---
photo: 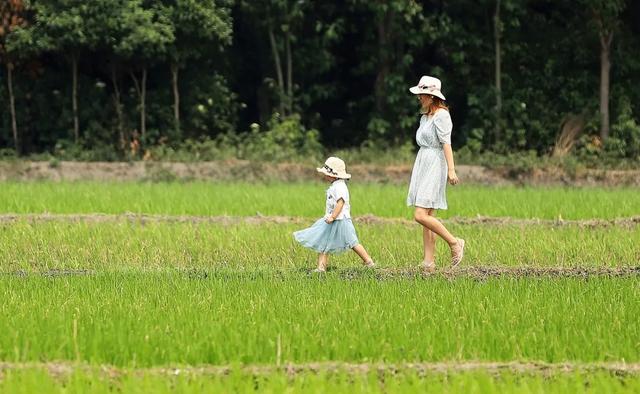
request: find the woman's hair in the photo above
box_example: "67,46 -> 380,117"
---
423,95 -> 449,116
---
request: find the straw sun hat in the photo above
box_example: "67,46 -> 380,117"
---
409,75 -> 446,100
317,157 -> 351,179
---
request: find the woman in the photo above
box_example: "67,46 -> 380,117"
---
407,76 -> 465,272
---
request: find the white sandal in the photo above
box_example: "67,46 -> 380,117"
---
451,238 -> 466,267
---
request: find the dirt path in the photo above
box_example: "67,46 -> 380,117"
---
366,266 -> 640,279
1,361 -> 639,379
2,213 -> 640,228
3,266 -> 638,279
2,160 -> 640,186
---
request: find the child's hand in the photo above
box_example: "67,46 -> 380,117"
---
325,216 -> 335,224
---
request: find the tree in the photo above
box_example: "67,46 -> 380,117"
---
584,0 -> 626,141
240,0 -> 306,118
0,0 -> 28,153
115,0 -> 173,140
27,0 -> 111,143
494,0 -> 502,141
161,0 -> 232,136
264,0 -> 303,117
351,0 -> 427,141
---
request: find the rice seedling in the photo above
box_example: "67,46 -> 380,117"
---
1,180 -> 637,392
0,274 -> 637,366
1,181 -> 639,219
0,220 -> 637,272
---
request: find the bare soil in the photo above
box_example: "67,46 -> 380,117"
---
363,266 -> 640,280
1,361 -> 639,380
3,266 -> 637,280
2,160 -> 640,186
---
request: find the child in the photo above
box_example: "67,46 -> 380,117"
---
294,157 -> 375,272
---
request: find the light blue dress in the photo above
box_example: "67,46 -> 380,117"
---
293,180 -> 360,254
407,109 -> 453,210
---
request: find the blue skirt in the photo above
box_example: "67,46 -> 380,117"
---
293,218 -> 360,254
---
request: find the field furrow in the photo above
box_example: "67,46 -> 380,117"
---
2,213 -> 640,228
2,360 -> 640,377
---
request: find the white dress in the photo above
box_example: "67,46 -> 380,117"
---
406,109 -> 453,209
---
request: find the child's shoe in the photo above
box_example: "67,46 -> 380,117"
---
420,261 -> 436,273
363,260 -> 375,268
312,267 -> 326,273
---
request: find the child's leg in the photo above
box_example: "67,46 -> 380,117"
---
352,244 -> 373,265
317,253 -> 329,271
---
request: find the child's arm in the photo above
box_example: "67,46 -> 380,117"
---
325,198 -> 345,223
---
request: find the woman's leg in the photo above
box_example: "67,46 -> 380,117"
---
352,244 -> 373,265
423,209 -> 437,263
414,207 -> 458,246
415,207 -> 465,266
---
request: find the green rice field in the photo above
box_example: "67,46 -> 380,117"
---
0,181 -> 638,393
1,221 -> 639,271
1,181 -> 639,219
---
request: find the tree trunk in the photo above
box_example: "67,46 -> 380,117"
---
494,0 -> 502,142
7,62 -> 19,153
129,68 -> 146,139
285,29 -> 293,115
140,67 -> 147,138
268,23 -> 286,116
374,6 -> 393,115
111,65 -> 125,151
171,62 -> 180,135
71,54 -> 79,143
599,31 -> 612,141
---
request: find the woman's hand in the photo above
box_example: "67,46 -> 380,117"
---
325,216 -> 335,224
448,168 -> 459,185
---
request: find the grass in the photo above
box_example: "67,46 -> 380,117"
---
0,220 -> 638,272
2,368 -> 640,393
1,273 -> 638,366
1,181 -> 640,219
0,180 -> 638,392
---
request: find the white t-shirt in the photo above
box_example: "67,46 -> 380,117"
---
325,179 -> 351,220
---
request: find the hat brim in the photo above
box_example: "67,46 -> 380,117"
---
316,168 -> 351,179
409,86 -> 446,100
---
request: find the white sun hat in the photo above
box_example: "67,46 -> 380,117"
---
409,75 -> 446,100
317,157 -> 351,179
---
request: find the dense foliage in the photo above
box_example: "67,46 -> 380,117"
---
1,0 -> 639,161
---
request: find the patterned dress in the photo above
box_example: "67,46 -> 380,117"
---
406,109 -> 453,209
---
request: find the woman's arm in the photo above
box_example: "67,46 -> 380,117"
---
325,199 -> 345,223
443,144 -> 459,185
